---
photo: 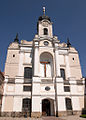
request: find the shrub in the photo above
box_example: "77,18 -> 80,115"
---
80,114 -> 86,118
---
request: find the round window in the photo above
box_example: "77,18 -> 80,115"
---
44,41 -> 49,46
45,86 -> 50,91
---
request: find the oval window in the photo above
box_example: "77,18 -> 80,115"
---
44,41 -> 49,46
45,86 -> 50,91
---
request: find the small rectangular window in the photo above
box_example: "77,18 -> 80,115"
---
23,86 -> 31,91
44,28 -> 48,35
60,69 -> 65,80
64,86 -> 70,92
24,67 -> 32,79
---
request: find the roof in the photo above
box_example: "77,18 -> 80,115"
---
38,15 -> 51,22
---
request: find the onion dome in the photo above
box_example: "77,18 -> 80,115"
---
38,15 -> 51,22
38,7 -> 51,22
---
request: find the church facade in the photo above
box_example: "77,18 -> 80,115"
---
1,10 -> 85,117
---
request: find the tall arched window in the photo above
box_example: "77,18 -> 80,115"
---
60,68 -> 65,80
40,52 -> 53,77
22,98 -> 31,113
44,28 -> 48,35
65,98 -> 72,110
24,67 -> 32,79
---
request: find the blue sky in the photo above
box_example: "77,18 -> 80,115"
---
0,0 -> 86,77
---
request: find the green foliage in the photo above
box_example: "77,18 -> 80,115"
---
80,114 -> 86,118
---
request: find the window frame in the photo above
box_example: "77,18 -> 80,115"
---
65,98 -> 72,110
22,98 -> 31,112
23,86 -> 32,92
24,67 -> 32,79
64,86 -> 70,92
60,68 -> 66,80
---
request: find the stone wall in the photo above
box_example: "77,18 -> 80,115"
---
1,112 -> 31,117
0,110 -> 82,117
58,110 -> 81,117
31,112 -> 42,118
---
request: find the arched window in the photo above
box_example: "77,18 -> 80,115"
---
22,98 -> 31,112
65,98 -> 72,110
44,28 -> 48,35
40,52 -> 53,77
24,67 -> 32,79
60,69 -> 65,80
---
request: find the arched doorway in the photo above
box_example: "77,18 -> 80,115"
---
65,98 -> 73,115
42,99 -> 51,116
65,98 -> 72,110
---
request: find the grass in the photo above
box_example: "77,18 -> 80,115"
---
80,114 -> 86,118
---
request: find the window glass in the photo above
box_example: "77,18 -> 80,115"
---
22,98 -> 31,112
24,67 -> 32,79
23,86 -> 31,91
60,69 -> 65,80
44,28 -> 48,35
64,86 -> 70,92
65,98 -> 72,110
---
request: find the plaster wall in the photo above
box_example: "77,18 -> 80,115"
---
59,55 -> 65,65
38,22 -> 52,37
79,96 -> 84,109
4,96 -> 14,112
13,97 -> 22,112
72,97 -> 81,110
18,52 -> 24,76
24,52 -> 32,64
32,96 -> 41,112
6,84 -> 15,93
5,64 -> 19,78
58,96 -> 66,111
40,84 -> 55,95
57,83 -> 64,95
6,50 -> 19,64
69,53 -> 82,79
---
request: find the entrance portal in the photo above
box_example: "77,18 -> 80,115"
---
42,99 -> 51,116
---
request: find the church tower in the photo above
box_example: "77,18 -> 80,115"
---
37,7 -> 53,38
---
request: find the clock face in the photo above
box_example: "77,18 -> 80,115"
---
44,41 -> 49,46
42,22 -> 48,27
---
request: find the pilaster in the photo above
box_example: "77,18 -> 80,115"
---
1,75 -> 8,112
65,55 -> 71,78
55,77 -> 66,115
33,40 -> 39,77
54,42 -> 60,77
18,52 -> 24,76
69,78 -> 81,111
32,77 -> 41,117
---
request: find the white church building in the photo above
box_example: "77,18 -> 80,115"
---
1,8 -> 85,117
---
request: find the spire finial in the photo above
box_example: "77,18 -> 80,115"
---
43,7 -> 45,15
14,33 -> 19,43
16,33 -> 18,39
67,37 -> 71,47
